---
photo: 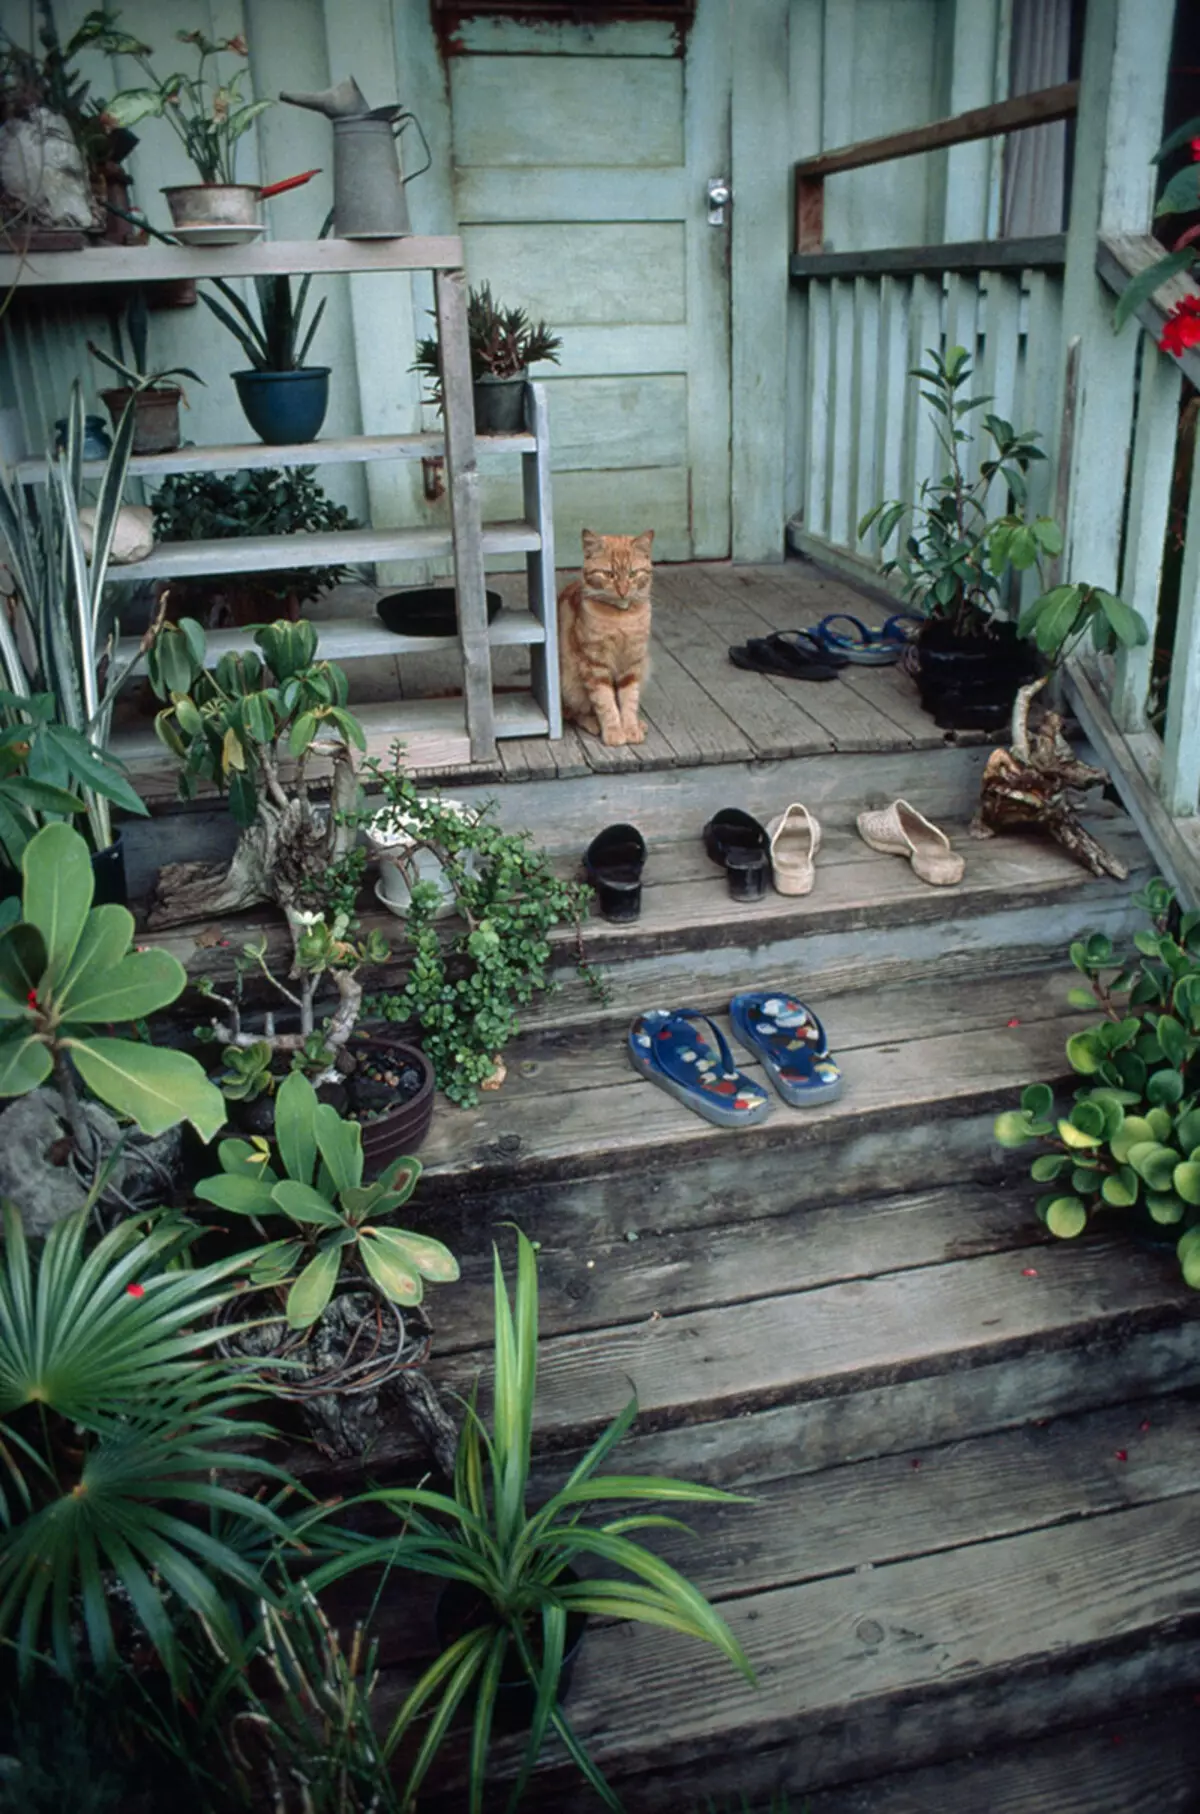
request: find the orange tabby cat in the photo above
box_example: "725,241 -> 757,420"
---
557,529 -> 653,746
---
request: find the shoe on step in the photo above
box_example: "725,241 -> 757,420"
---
628,1008 -> 772,1128
766,802 -> 821,895
703,808 -> 770,902
585,823 -> 646,922
855,799 -> 964,887
729,991 -> 843,1106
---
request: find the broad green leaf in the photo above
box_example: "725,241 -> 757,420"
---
1112,248 -> 1195,325
1066,987 -> 1098,1010
1046,1195 -> 1087,1238
1146,1067 -> 1184,1107
22,823 -> 92,987
65,1037 -> 225,1141
0,922 -> 46,1011
1175,1107 -> 1200,1151
1020,1082 -> 1054,1120
285,1247 -> 340,1328
1030,1153 -> 1071,1182
271,1180 -> 345,1228
361,1224 -> 459,1283
249,1239 -> 304,1284
216,1135 -> 277,1181
994,1109 -> 1036,1147
1070,1099 -> 1107,1140
58,947 -> 186,1025
0,1028 -> 52,1095
1057,1117 -> 1101,1150
1101,1166 -> 1139,1207
274,1070 -> 318,1184
58,904 -> 134,1004
1173,1161 -> 1200,1206
1148,1190 -> 1185,1225
1065,1030 -> 1104,1076
314,1101 -> 363,1197
359,1230 -> 422,1305
375,1154 -> 422,1208
1146,1106 -> 1175,1141
1127,1141 -> 1179,1193
1155,163 -> 1200,217
194,1173 -> 277,1217
1111,1115 -> 1155,1163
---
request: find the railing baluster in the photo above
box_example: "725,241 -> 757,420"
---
827,277 -> 855,546
904,272 -> 942,509
1161,405 -> 1200,816
1021,267 -> 1063,526
804,279 -> 832,540
1113,336 -> 1182,733
875,273 -> 908,511
852,275 -> 880,548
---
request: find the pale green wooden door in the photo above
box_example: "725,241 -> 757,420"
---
447,10 -> 732,562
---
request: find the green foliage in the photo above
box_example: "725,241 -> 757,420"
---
0,382 -> 153,852
150,467 -> 358,609
0,821 -> 224,1142
88,288 -> 203,395
102,25 -> 272,185
1016,580 -> 1146,664
0,688 -> 145,874
410,280 -> 563,403
359,758 -> 600,1105
0,1204 -> 296,1687
194,1070 -> 457,1329
199,216 -> 333,373
0,4 -> 146,173
310,1228 -> 755,1813
147,615 -> 364,824
995,878 -> 1200,1285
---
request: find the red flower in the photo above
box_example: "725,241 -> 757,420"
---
25,989 -> 36,1009
1191,137 -> 1200,162
1114,1449 -> 1127,1462
1159,295 -> 1200,359
126,1282 -> 145,1298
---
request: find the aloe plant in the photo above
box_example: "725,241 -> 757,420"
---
0,382 -> 154,854
0,821 -> 225,1151
310,1228 -> 755,1812
194,1070 -> 458,1329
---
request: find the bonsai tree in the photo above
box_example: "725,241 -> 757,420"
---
194,1071 -> 458,1329
410,280 -> 562,405
0,821 -> 225,1155
145,616 -> 365,937
995,877 -> 1200,1288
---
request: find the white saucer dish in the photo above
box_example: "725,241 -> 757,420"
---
170,223 -> 266,247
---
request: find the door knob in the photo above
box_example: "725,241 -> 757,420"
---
706,177 -> 731,226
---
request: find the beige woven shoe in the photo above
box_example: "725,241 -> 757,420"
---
766,802 -> 821,895
855,799 -> 964,887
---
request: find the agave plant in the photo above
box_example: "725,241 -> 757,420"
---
0,820 -> 225,1152
194,1070 -> 458,1330
0,381 -> 154,854
0,1205 -> 297,1687
310,1228 -> 755,1812
199,222 -> 332,374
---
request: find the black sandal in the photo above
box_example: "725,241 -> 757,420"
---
585,823 -> 647,922
728,631 -> 845,681
703,808 -> 770,902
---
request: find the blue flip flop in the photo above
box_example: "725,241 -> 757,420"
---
628,1009 -> 772,1128
812,613 -> 922,665
729,991 -> 843,1107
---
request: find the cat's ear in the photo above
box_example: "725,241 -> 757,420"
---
581,527 -> 601,555
632,529 -> 655,554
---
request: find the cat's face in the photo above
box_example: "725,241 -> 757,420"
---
580,529 -> 654,611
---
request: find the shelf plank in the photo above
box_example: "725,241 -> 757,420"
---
107,519 -> 541,581
0,236 -> 465,290
116,609 -> 547,665
14,431 -> 537,484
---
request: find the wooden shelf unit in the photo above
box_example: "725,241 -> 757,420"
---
0,236 -> 564,767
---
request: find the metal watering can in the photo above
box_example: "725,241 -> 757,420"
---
280,77 -> 431,239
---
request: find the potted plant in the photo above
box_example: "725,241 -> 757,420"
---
859,346 -> 1055,730
88,289 -> 203,454
102,25 -> 273,234
410,280 -> 562,434
309,1228 -> 755,1813
995,877 -> 1200,1289
0,382 -> 159,903
200,244 -> 332,444
149,466 -> 360,624
355,756 -> 598,1106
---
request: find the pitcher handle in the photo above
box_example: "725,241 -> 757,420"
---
394,110 -> 432,185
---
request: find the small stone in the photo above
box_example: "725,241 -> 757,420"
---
624,1229 -> 639,1242
385,1071 -> 400,1087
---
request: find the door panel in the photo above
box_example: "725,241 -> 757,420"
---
447,11 -> 731,562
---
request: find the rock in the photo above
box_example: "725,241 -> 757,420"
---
0,1088 -> 185,1237
79,504 -> 155,564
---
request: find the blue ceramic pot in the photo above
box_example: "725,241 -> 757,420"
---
233,367 -> 331,445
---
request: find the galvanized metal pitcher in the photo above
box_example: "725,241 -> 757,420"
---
280,77 -> 431,239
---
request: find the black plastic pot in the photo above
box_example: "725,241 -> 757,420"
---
228,1078 -> 347,1137
473,372 -> 528,434
234,367 -> 331,445
91,833 -> 127,907
376,585 -> 504,638
912,619 -> 1038,732
435,1574 -> 587,1728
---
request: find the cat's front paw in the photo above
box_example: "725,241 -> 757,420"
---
600,727 -> 628,747
624,720 -> 647,745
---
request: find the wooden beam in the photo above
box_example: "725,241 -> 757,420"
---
790,234 -> 1066,281
794,80 -> 1079,181
0,235 -> 465,291
1096,232 -> 1200,392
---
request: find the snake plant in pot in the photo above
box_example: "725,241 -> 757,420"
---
199,247 -> 332,444
310,1228 -> 755,1811
0,382 -> 155,902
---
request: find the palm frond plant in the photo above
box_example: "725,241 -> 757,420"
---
0,381 -> 155,856
0,1203 -> 301,1689
310,1228 -> 756,1812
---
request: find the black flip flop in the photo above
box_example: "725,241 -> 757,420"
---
703,808 -> 770,902
728,631 -> 844,681
585,823 -> 646,922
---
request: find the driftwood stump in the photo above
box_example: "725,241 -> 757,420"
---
970,678 -> 1129,881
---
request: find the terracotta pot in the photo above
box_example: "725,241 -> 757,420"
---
99,385 -> 182,454
347,1034 -> 436,1176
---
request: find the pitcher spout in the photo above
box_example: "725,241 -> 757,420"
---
280,77 -> 370,119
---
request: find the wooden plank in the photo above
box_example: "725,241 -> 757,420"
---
436,265 -> 494,763
827,278 -> 856,547
107,520 -> 540,583
12,431 -> 536,485
457,167 -> 688,224
795,173 -> 825,255
459,223 -> 685,328
449,54 -> 682,167
851,276 -> 880,549
1097,234 -> 1200,395
522,383 -> 562,738
794,82 -> 1079,180
117,611 -> 546,667
905,272 -> 942,504
1113,339 -> 1182,731
804,279 -> 833,538
791,235 -> 1067,281
637,643 -> 753,765
0,236 -> 465,291
1160,402 -> 1200,817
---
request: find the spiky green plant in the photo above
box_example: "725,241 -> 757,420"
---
310,1228 -> 756,1812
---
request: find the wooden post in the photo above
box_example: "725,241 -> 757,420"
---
794,175 -> 825,255
523,383 -> 562,740
434,267 -> 495,762
1113,340 -> 1181,733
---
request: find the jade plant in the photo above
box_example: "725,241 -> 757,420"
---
995,878 -> 1200,1286
0,821 -> 224,1154
194,1071 -> 458,1329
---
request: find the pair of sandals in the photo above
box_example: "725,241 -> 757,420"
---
629,995 -> 843,1128
729,614 -> 921,681
704,805 -> 818,901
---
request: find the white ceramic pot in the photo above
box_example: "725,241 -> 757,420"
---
366,797 -> 481,923
162,183 -> 260,228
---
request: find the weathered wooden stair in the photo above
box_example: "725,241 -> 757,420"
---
293,754 -> 1200,1812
